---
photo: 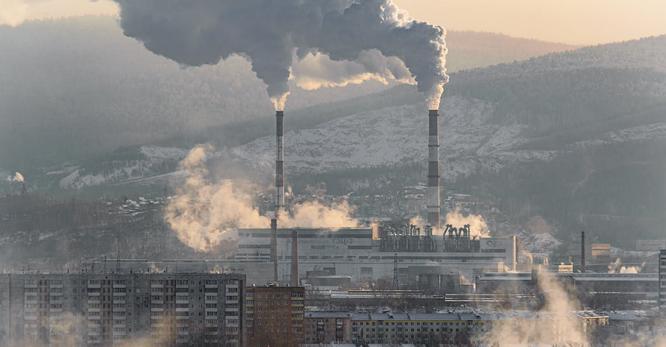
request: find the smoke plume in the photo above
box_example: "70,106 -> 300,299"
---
445,209 -> 490,238
281,200 -> 358,229
113,0 -> 448,110
482,269 -> 589,346
7,172 -> 24,182
165,145 -> 269,252
165,145 -> 358,252
608,258 -> 645,274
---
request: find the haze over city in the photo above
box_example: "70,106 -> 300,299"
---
0,1 -> 665,346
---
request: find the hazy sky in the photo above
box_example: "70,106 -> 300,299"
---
1,0 -> 665,45
394,0 -> 666,45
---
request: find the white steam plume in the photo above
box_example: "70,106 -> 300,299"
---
165,145 -> 269,252
113,0 -> 448,110
608,258 -> 645,274
165,145 -> 358,252
482,269 -> 589,346
409,210 -> 489,237
281,200 -> 358,229
7,172 -> 24,183
292,50 -> 414,90
445,208 -> 490,238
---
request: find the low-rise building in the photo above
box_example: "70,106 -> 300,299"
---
302,310 -> 608,346
303,312 -> 352,345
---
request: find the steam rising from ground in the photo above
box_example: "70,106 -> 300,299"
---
113,0 -> 448,110
483,270 -> 588,346
165,145 -> 358,252
445,209 -> 490,238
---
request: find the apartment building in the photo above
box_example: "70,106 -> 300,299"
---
0,272 -> 244,346
245,285 -> 304,347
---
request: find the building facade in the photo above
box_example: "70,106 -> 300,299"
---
233,228 -> 517,285
0,273 -> 244,346
245,286 -> 304,347
302,311 -> 608,346
659,249 -> 666,316
303,312 -> 352,345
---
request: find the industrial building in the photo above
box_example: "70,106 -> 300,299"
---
245,285 -> 305,347
0,272 -> 244,346
659,249 -> 666,317
232,227 -> 517,286
476,271 -> 660,310
303,310 -> 608,346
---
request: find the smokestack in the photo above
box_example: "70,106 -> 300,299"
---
580,231 -> 586,273
427,110 -> 441,231
276,110 -> 285,211
271,218 -> 278,282
512,235 -> 518,272
290,230 -> 298,286
271,110 -> 285,282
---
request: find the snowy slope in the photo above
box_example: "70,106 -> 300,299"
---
58,146 -> 187,189
230,96 -> 556,179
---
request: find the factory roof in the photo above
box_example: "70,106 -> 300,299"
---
238,228 -> 372,238
305,312 -> 353,319
338,310 -> 608,322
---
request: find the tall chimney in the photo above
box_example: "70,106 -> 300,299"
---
275,110 -> 285,212
427,110 -> 441,231
290,230 -> 298,286
271,110 -> 285,282
271,218 -> 278,282
580,231 -> 586,273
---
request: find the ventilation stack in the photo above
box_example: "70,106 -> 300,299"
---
427,110 -> 441,231
271,110 -> 285,282
580,231 -> 586,273
290,230 -> 299,286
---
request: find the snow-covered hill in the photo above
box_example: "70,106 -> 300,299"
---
230,97 -> 556,179
57,146 -> 186,190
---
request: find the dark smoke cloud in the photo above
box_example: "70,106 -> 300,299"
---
113,0 -> 448,110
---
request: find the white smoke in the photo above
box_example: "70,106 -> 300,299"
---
608,258 -> 645,274
165,145 -> 358,252
281,200 -> 358,229
113,0 -> 448,110
164,145 -> 269,252
7,172 -> 24,183
445,208 -> 490,238
292,49 -> 414,90
482,269 -> 589,346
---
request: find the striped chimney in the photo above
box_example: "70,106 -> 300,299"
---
271,110 -> 285,282
276,110 -> 285,212
427,109 -> 441,231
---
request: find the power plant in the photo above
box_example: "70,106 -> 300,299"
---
251,107 -> 518,287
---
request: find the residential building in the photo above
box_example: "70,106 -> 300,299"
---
0,273 -> 244,346
245,285 -> 304,347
